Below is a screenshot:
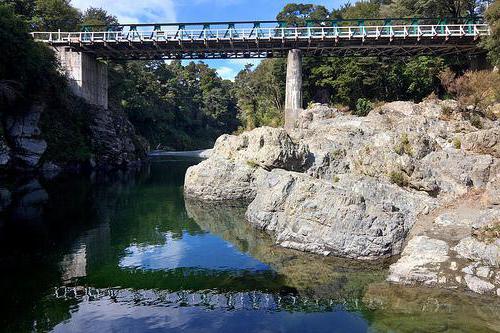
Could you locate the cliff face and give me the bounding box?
[184,99,500,296]
[0,99,148,173]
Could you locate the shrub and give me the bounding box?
[439,69,500,114]
[332,175,340,183]
[470,114,483,129]
[353,98,373,117]
[246,160,259,168]
[472,220,500,244]
[389,171,407,187]
[394,133,413,156]
[452,137,461,149]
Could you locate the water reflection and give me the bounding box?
[120,232,270,271]
[1,158,499,333]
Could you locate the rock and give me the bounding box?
[476,266,491,278]
[411,150,495,198]
[184,157,268,202]
[482,176,500,206]
[464,274,495,294]
[462,128,500,158]
[299,104,338,128]
[246,169,431,259]
[387,236,449,285]
[0,137,10,167]
[5,103,47,169]
[184,127,311,201]
[453,237,499,266]
[213,127,311,171]
[88,106,148,169]
[0,187,11,212]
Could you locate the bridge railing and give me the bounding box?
[32,24,490,43]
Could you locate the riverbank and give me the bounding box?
[184,99,500,297]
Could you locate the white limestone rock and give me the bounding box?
[246,169,433,259]
[387,236,449,285]
[464,274,495,295]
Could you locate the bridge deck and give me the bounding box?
[33,23,490,60]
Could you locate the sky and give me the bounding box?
[71,0,350,80]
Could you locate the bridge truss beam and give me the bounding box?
[33,22,490,60]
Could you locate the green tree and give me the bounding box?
[482,1,500,66]
[81,7,119,28]
[276,3,329,26]
[32,0,81,31]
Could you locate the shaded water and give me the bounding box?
[0,157,499,332]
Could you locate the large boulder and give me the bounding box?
[246,169,434,259]
[184,157,268,202]
[212,127,310,171]
[184,127,311,201]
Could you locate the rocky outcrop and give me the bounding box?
[1,101,147,172]
[88,106,148,169]
[184,99,499,272]
[0,136,10,167]
[4,103,47,169]
[387,192,500,296]
[246,169,433,259]
[184,127,310,201]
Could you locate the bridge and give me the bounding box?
[32,18,490,128]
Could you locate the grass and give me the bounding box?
[246,160,259,168]
[472,220,500,244]
[394,133,413,156]
[389,171,408,187]
[470,114,483,129]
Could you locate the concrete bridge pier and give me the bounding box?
[284,49,303,129]
[54,47,108,109]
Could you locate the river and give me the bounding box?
[0,157,498,332]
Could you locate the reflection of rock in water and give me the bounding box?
[364,282,500,332]
[10,179,49,221]
[184,199,388,303]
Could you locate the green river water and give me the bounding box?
[0,157,498,332]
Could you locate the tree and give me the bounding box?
[32,0,81,31]
[81,7,119,28]
[482,1,500,66]
[0,2,61,102]
[276,3,329,26]
[381,0,490,18]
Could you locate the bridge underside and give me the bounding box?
[55,37,484,60]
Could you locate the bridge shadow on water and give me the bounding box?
[0,157,498,332]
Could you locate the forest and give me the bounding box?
[1,0,499,153]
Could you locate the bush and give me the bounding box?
[389,171,408,187]
[394,133,413,156]
[439,69,500,115]
[452,137,461,149]
[470,114,483,129]
[353,98,373,116]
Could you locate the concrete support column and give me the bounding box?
[284,49,303,129]
[54,47,108,109]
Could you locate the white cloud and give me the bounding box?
[71,0,177,24]
[216,66,237,81]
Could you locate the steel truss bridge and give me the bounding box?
[32,17,490,60]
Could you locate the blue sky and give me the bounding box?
[71,0,350,79]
